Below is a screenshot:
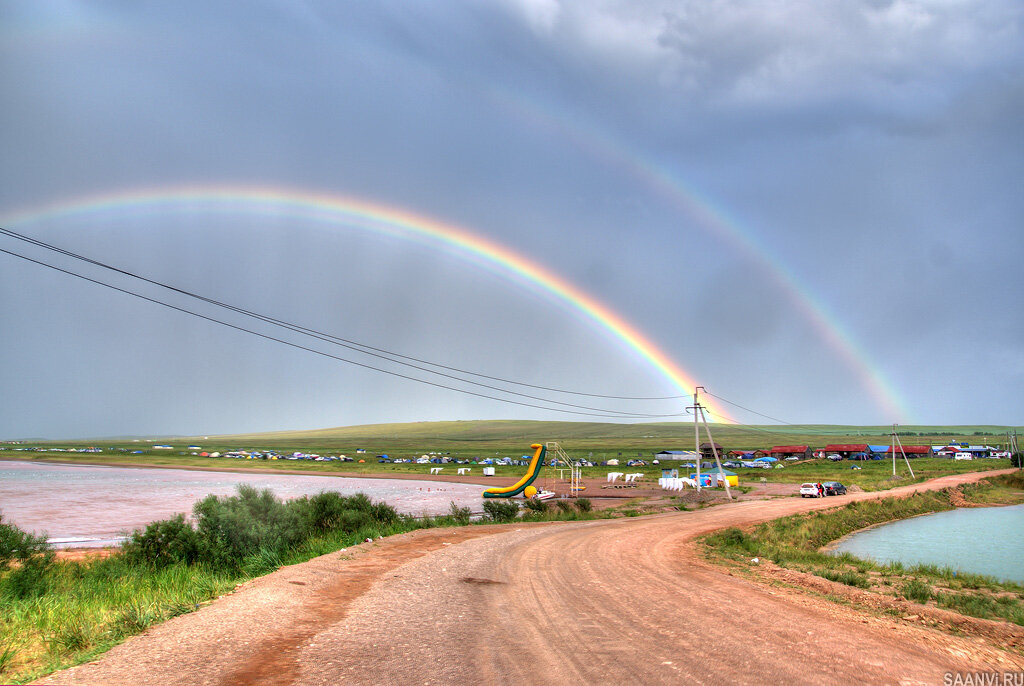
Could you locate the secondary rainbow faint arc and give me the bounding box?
[2,185,734,422]
[485,87,911,422]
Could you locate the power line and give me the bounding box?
[698,408,807,439]
[703,390,796,425]
[0,225,688,402]
[0,245,690,419]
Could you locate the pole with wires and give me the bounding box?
[698,398,732,500]
[891,423,915,479]
[692,388,701,491]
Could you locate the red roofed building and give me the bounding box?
[888,445,932,456]
[770,445,812,460]
[823,444,870,458]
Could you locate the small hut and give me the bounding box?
[699,442,726,461]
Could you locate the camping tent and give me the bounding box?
[690,467,738,487]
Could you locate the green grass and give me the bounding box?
[703,479,1024,628]
[0,555,238,682]
[0,487,421,683]
[901,579,934,603]
[0,485,609,684]
[819,569,871,589]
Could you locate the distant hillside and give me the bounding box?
[195,420,1023,450]
[203,420,689,443]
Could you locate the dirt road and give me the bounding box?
[38,470,1023,685]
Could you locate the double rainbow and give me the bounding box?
[2,185,732,421]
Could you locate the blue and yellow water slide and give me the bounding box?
[482,443,546,498]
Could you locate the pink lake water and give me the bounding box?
[0,461,487,547]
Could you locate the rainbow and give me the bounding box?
[488,88,911,422]
[1,185,734,421]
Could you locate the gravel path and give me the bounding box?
[37,469,1023,685]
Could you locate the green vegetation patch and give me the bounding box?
[0,485,611,683]
[703,480,1024,628]
[0,487,427,683]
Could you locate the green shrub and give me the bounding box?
[120,486,404,573]
[523,498,549,513]
[301,491,350,532]
[447,502,471,525]
[192,485,310,570]
[482,500,519,522]
[122,514,201,568]
[902,579,933,603]
[0,515,51,570]
[575,498,592,512]
[555,500,573,513]
[298,491,398,532]
[0,517,55,600]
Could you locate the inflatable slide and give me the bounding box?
[482,443,546,498]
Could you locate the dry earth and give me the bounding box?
[37,469,1023,686]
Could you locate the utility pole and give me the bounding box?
[891,423,897,477]
[688,386,733,500]
[692,388,701,491]
[891,423,915,479]
[698,398,733,500]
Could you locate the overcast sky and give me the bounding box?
[1,1,1021,439]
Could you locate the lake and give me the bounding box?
[830,504,1024,584]
[0,461,487,547]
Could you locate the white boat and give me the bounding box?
[534,490,557,500]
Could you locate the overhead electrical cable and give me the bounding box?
[698,408,806,439]
[0,226,687,402]
[0,244,691,419]
[702,390,797,426]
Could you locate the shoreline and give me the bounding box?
[0,455,494,487]
[4,457,689,552]
[0,454,705,501]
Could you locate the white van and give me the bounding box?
[954,452,973,460]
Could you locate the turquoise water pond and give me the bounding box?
[830,504,1024,584]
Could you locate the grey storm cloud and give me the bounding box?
[0,0,1021,438]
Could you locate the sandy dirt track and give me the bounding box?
[37,469,1023,686]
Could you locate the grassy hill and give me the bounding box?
[180,420,1022,455]
[6,419,1017,492]
[13,420,1020,459]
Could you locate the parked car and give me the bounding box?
[827,454,843,461]
[800,483,822,498]
[823,481,847,496]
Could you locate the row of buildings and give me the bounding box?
[657,443,1011,462]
